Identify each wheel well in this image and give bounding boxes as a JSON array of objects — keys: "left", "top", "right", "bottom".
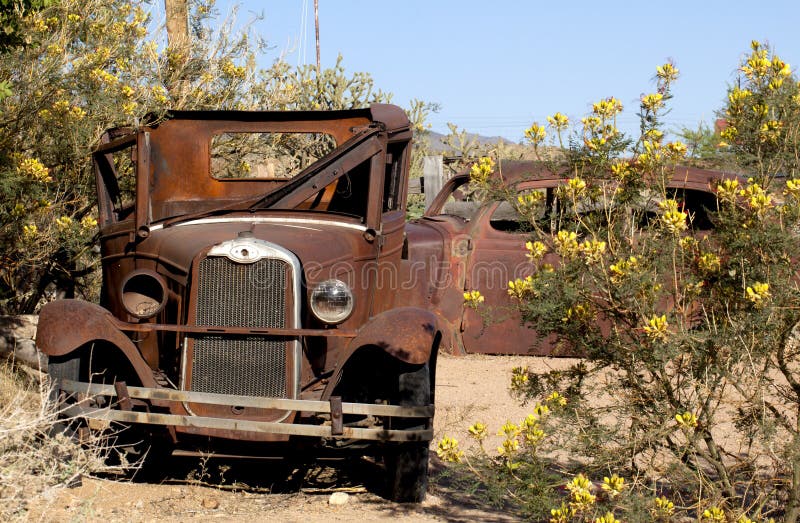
[
  {"left": 50, "top": 341, "right": 143, "bottom": 387},
  {"left": 332, "top": 345, "right": 435, "bottom": 404}
]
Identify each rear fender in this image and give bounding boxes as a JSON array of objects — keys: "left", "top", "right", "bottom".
[{"left": 36, "top": 299, "right": 156, "bottom": 388}]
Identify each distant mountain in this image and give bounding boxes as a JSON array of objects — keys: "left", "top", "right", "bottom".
[{"left": 424, "top": 130, "right": 516, "bottom": 153}]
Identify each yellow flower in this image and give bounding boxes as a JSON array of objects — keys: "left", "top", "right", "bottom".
[
  {"left": 656, "top": 62, "right": 680, "bottom": 82},
  {"left": 562, "top": 303, "right": 594, "bottom": 324},
  {"left": 759, "top": 120, "right": 783, "bottom": 143},
  {"left": 702, "top": 506, "right": 726, "bottom": 522},
  {"left": 580, "top": 239, "right": 606, "bottom": 264},
  {"left": 601, "top": 474, "right": 625, "bottom": 498},
  {"left": 652, "top": 496, "right": 675, "bottom": 516},
  {"left": 643, "top": 314, "right": 668, "bottom": 340},
  {"left": 151, "top": 85, "right": 169, "bottom": 104},
  {"left": 498, "top": 420, "right": 520, "bottom": 439},
  {"left": 497, "top": 437, "right": 519, "bottom": 456},
  {"left": 463, "top": 290, "right": 484, "bottom": 308},
  {"left": 122, "top": 101, "right": 137, "bottom": 115},
  {"left": 610, "top": 161, "right": 631, "bottom": 182},
  {"left": 784, "top": 179, "right": 800, "bottom": 199},
  {"left": 525, "top": 240, "right": 547, "bottom": 261},
  {"left": 566, "top": 474, "right": 596, "bottom": 511},
  {"left": 697, "top": 252, "right": 721, "bottom": 275},
  {"left": 469, "top": 156, "right": 495, "bottom": 184},
  {"left": 592, "top": 97, "right": 623, "bottom": 119},
  {"left": 720, "top": 125, "right": 738, "bottom": 143},
  {"left": 519, "top": 413, "right": 545, "bottom": 447},
  {"left": 17, "top": 157, "right": 51, "bottom": 183},
  {"left": 80, "top": 215, "right": 98, "bottom": 230},
  {"left": 70, "top": 106, "right": 86, "bottom": 120},
  {"left": 554, "top": 230, "right": 580, "bottom": 259},
  {"left": 594, "top": 513, "right": 621, "bottom": 523},
  {"left": 740, "top": 182, "right": 772, "bottom": 216},
  {"left": 120, "top": 85, "right": 135, "bottom": 98},
  {"left": 659, "top": 199, "right": 687, "bottom": 234},
  {"left": 641, "top": 93, "right": 664, "bottom": 111},
  {"left": 516, "top": 191, "right": 545, "bottom": 210},
  {"left": 89, "top": 68, "right": 118, "bottom": 85},
  {"left": 560, "top": 177, "right": 587, "bottom": 201},
  {"left": 746, "top": 281, "right": 770, "bottom": 307},
  {"left": 566, "top": 473, "right": 592, "bottom": 493},
  {"left": 680, "top": 236, "right": 698, "bottom": 251},
  {"left": 546, "top": 391, "right": 567, "bottom": 407},
  {"left": 728, "top": 87, "right": 753, "bottom": 105},
  {"left": 510, "top": 366, "right": 529, "bottom": 392},
  {"left": 508, "top": 276, "right": 534, "bottom": 300},
  {"left": 667, "top": 141, "right": 688, "bottom": 157},
  {"left": 436, "top": 436, "right": 464, "bottom": 463},
  {"left": 716, "top": 178, "right": 740, "bottom": 203},
  {"left": 55, "top": 216, "right": 73, "bottom": 230},
  {"left": 22, "top": 224, "right": 38, "bottom": 241},
  {"left": 524, "top": 123, "right": 546, "bottom": 145},
  {"left": 609, "top": 256, "right": 639, "bottom": 284},
  {"left": 550, "top": 503, "right": 575, "bottom": 523},
  {"left": 468, "top": 422, "right": 488, "bottom": 442},
  {"left": 546, "top": 112, "right": 569, "bottom": 131},
  {"left": 675, "top": 411, "right": 698, "bottom": 429}
]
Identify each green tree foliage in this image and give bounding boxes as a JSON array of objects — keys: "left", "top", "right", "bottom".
[
  {"left": 447, "top": 43, "right": 800, "bottom": 521},
  {"left": 0, "top": 0, "right": 426, "bottom": 313}
]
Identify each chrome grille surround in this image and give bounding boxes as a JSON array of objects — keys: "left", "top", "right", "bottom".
[{"left": 183, "top": 237, "right": 302, "bottom": 403}]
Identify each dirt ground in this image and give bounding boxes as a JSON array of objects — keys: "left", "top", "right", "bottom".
[{"left": 27, "top": 353, "right": 580, "bottom": 522}]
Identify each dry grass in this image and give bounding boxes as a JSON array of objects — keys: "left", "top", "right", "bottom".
[{"left": 0, "top": 360, "right": 116, "bottom": 521}]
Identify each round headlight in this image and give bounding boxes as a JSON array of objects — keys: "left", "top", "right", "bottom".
[
  {"left": 121, "top": 270, "right": 167, "bottom": 319},
  {"left": 310, "top": 279, "right": 354, "bottom": 324}
]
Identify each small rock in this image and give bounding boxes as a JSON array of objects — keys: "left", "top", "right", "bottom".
[
  {"left": 201, "top": 498, "right": 220, "bottom": 510},
  {"left": 328, "top": 492, "right": 349, "bottom": 506},
  {"left": 134, "top": 500, "right": 144, "bottom": 509}
]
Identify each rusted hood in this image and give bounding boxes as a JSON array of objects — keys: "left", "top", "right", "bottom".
[{"left": 140, "top": 213, "right": 369, "bottom": 277}]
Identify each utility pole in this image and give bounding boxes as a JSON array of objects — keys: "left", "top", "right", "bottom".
[
  {"left": 164, "top": 0, "right": 189, "bottom": 99},
  {"left": 165, "top": 0, "right": 189, "bottom": 52},
  {"left": 314, "top": 0, "right": 320, "bottom": 74}
]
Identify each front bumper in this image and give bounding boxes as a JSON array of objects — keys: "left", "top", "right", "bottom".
[{"left": 56, "top": 379, "right": 433, "bottom": 443}]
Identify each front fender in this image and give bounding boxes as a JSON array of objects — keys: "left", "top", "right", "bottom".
[
  {"left": 342, "top": 307, "right": 442, "bottom": 365},
  {"left": 36, "top": 299, "right": 156, "bottom": 388}
]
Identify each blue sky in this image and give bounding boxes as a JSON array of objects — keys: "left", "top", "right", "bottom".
[{"left": 168, "top": 1, "right": 800, "bottom": 141}]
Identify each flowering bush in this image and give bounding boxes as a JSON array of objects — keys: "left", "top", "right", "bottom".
[
  {"left": 0, "top": 0, "right": 430, "bottom": 313},
  {"left": 448, "top": 42, "right": 800, "bottom": 521}
]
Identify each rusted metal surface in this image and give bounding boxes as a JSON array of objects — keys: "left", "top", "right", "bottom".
[
  {"left": 411, "top": 162, "right": 745, "bottom": 356},
  {"left": 329, "top": 396, "right": 344, "bottom": 436},
  {"left": 62, "top": 405, "right": 432, "bottom": 442},
  {"left": 58, "top": 380, "right": 433, "bottom": 418},
  {"left": 114, "top": 381, "right": 132, "bottom": 411}
]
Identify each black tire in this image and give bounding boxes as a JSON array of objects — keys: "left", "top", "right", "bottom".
[
  {"left": 383, "top": 362, "right": 431, "bottom": 503},
  {"left": 45, "top": 352, "right": 83, "bottom": 438}
]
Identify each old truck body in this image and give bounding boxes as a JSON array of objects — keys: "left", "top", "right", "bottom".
[{"left": 37, "top": 104, "right": 440, "bottom": 502}]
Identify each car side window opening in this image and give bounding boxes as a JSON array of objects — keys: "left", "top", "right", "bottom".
[{"left": 383, "top": 143, "right": 406, "bottom": 212}]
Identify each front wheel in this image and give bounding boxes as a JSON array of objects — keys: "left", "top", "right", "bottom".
[{"left": 383, "top": 362, "right": 431, "bottom": 503}]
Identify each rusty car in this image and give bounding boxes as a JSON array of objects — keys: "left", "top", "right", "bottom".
[
  {"left": 406, "top": 160, "right": 742, "bottom": 356},
  {"left": 36, "top": 104, "right": 443, "bottom": 502}
]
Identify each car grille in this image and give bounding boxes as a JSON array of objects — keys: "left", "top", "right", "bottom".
[{"left": 190, "top": 256, "right": 289, "bottom": 398}]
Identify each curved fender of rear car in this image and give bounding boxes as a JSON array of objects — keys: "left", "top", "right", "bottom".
[
  {"left": 35, "top": 299, "right": 156, "bottom": 388},
  {"left": 340, "top": 307, "right": 442, "bottom": 366}
]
